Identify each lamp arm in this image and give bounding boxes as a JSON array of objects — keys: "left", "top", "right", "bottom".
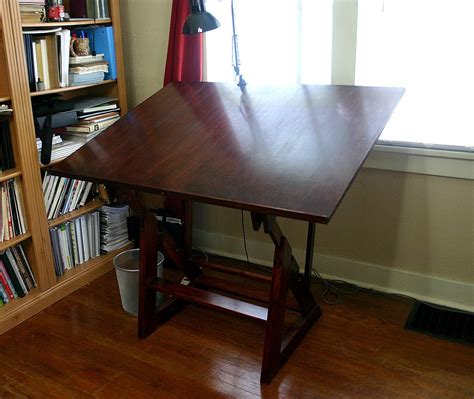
[{"left": 231, "top": 0, "right": 246, "bottom": 87}]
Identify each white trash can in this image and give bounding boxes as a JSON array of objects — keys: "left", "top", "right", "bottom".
[{"left": 113, "top": 249, "right": 165, "bottom": 317}]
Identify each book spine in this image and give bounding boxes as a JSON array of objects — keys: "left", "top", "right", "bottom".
[
  {"left": 0, "top": 283, "right": 8, "bottom": 304},
  {"left": 6, "top": 249, "right": 28, "bottom": 294},
  {"left": 79, "top": 182, "right": 93, "bottom": 207},
  {"left": 0, "top": 271, "right": 14, "bottom": 300},
  {"left": 14, "top": 180, "right": 26, "bottom": 233},
  {"left": 4, "top": 182, "right": 14, "bottom": 239},
  {"left": 80, "top": 216, "right": 90, "bottom": 262},
  {"left": 17, "top": 244, "right": 37, "bottom": 288},
  {"left": 0, "top": 260, "right": 18, "bottom": 298},
  {"left": 1, "top": 184, "right": 8, "bottom": 241},
  {"left": 70, "top": 221, "right": 79, "bottom": 265},
  {"left": 50, "top": 228, "right": 63, "bottom": 277},
  {"left": 11, "top": 246, "right": 34, "bottom": 291},
  {"left": 0, "top": 253, "right": 25, "bottom": 297},
  {"left": 75, "top": 218, "right": 84, "bottom": 264}
]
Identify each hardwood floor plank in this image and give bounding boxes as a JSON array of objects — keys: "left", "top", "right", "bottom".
[{"left": 0, "top": 268, "right": 473, "bottom": 398}]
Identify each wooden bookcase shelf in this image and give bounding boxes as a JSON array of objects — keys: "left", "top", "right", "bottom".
[
  {"left": 30, "top": 79, "right": 116, "bottom": 97},
  {"left": 48, "top": 198, "right": 106, "bottom": 228},
  {"left": 0, "top": 167, "right": 21, "bottom": 182},
  {"left": 22, "top": 19, "right": 112, "bottom": 28},
  {"left": 0, "top": 0, "right": 128, "bottom": 334},
  {"left": 0, "top": 243, "right": 132, "bottom": 334},
  {"left": 0, "top": 232, "right": 32, "bottom": 252}
]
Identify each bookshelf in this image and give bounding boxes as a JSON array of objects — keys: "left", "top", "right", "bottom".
[
  {"left": 22, "top": 19, "right": 112, "bottom": 28},
  {"left": 48, "top": 198, "right": 105, "bottom": 228},
  {"left": 30, "top": 79, "right": 116, "bottom": 97},
  {"left": 0, "top": 0, "right": 128, "bottom": 333},
  {"left": 0, "top": 232, "right": 32, "bottom": 252}
]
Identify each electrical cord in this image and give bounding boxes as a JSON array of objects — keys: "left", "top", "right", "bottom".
[
  {"left": 312, "top": 267, "right": 359, "bottom": 305},
  {"left": 312, "top": 266, "right": 473, "bottom": 315},
  {"left": 199, "top": 213, "right": 471, "bottom": 316},
  {"left": 241, "top": 210, "right": 251, "bottom": 281}
]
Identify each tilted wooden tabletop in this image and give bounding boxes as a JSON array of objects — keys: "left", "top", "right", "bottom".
[{"left": 51, "top": 82, "right": 404, "bottom": 223}]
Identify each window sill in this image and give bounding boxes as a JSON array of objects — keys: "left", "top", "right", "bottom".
[{"left": 363, "top": 143, "right": 473, "bottom": 180}]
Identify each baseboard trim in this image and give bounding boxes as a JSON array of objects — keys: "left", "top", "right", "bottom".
[{"left": 193, "top": 228, "right": 473, "bottom": 312}]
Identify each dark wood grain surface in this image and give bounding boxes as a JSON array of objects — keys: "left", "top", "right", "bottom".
[{"left": 51, "top": 83, "right": 404, "bottom": 223}]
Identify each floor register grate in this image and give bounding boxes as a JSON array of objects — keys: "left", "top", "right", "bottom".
[{"left": 404, "top": 302, "right": 474, "bottom": 346}]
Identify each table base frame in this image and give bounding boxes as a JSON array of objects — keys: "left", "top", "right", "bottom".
[{"left": 137, "top": 200, "right": 322, "bottom": 383}]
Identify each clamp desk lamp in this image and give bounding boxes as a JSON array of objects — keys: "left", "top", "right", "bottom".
[{"left": 183, "top": 0, "right": 246, "bottom": 88}]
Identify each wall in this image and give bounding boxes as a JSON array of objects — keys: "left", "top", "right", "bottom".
[
  {"left": 120, "top": 0, "right": 473, "bottom": 311},
  {"left": 119, "top": 0, "right": 171, "bottom": 107}
]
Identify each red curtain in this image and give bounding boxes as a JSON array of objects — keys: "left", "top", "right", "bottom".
[{"left": 164, "top": 0, "right": 203, "bottom": 86}]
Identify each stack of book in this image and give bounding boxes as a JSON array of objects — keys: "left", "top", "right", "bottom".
[
  {"left": 38, "top": 138, "right": 83, "bottom": 164},
  {"left": 99, "top": 204, "right": 131, "bottom": 253},
  {"left": 50, "top": 211, "right": 101, "bottom": 277},
  {"left": 0, "top": 244, "right": 36, "bottom": 305},
  {"left": 42, "top": 172, "right": 95, "bottom": 220},
  {"left": 18, "top": 0, "right": 45, "bottom": 24},
  {"left": 69, "top": 53, "right": 108, "bottom": 86},
  {"left": 61, "top": 98, "right": 120, "bottom": 143},
  {"left": 0, "top": 121, "right": 15, "bottom": 171},
  {"left": 1, "top": 179, "right": 27, "bottom": 242}
]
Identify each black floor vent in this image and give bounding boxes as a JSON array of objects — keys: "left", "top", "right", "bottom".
[{"left": 404, "top": 302, "right": 474, "bottom": 346}]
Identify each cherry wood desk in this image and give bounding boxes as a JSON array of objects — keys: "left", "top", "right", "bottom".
[{"left": 52, "top": 82, "right": 404, "bottom": 383}]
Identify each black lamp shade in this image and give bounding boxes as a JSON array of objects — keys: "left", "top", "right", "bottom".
[{"left": 183, "top": 0, "right": 220, "bottom": 35}]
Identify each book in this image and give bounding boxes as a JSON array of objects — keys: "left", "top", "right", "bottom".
[
  {"left": 0, "top": 251, "right": 25, "bottom": 297},
  {"left": 0, "top": 179, "right": 26, "bottom": 242},
  {"left": 56, "top": 29, "right": 71, "bottom": 88},
  {"left": 6, "top": 249, "right": 28, "bottom": 294},
  {"left": 66, "top": 116, "right": 119, "bottom": 133},
  {"left": 13, "top": 180, "right": 27, "bottom": 234},
  {"left": 17, "top": 244, "right": 37, "bottom": 288},
  {"left": 0, "top": 271, "right": 14, "bottom": 300},
  {"left": 50, "top": 228, "right": 63, "bottom": 276},
  {"left": 69, "top": 54, "right": 105, "bottom": 65},
  {"left": 23, "top": 34, "right": 36, "bottom": 92},
  {"left": 69, "top": 61, "right": 109, "bottom": 75},
  {"left": 68, "top": 71, "right": 105, "bottom": 86},
  {"left": 0, "top": 121, "right": 15, "bottom": 170},
  {"left": 70, "top": 0, "right": 88, "bottom": 19},
  {"left": 45, "top": 34, "right": 60, "bottom": 89},
  {"left": 71, "top": 96, "right": 118, "bottom": 113},
  {"left": 79, "top": 111, "right": 119, "bottom": 123},
  {"left": 0, "top": 260, "right": 18, "bottom": 298},
  {"left": 11, "top": 246, "right": 34, "bottom": 291},
  {"left": 60, "top": 129, "right": 103, "bottom": 143}
]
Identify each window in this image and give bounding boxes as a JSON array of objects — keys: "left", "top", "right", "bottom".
[
  {"left": 204, "top": 0, "right": 473, "bottom": 151},
  {"left": 204, "top": 0, "right": 333, "bottom": 85}
]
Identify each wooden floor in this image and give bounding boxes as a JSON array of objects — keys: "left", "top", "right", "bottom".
[{"left": 1, "top": 267, "right": 473, "bottom": 398}]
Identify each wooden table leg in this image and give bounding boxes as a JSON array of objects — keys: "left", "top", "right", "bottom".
[
  {"left": 261, "top": 236, "right": 292, "bottom": 383},
  {"left": 138, "top": 210, "right": 159, "bottom": 338},
  {"left": 251, "top": 212, "right": 321, "bottom": 383},
  {"left": 304, "top": 222, "right": 315, "bottom": 290}
]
